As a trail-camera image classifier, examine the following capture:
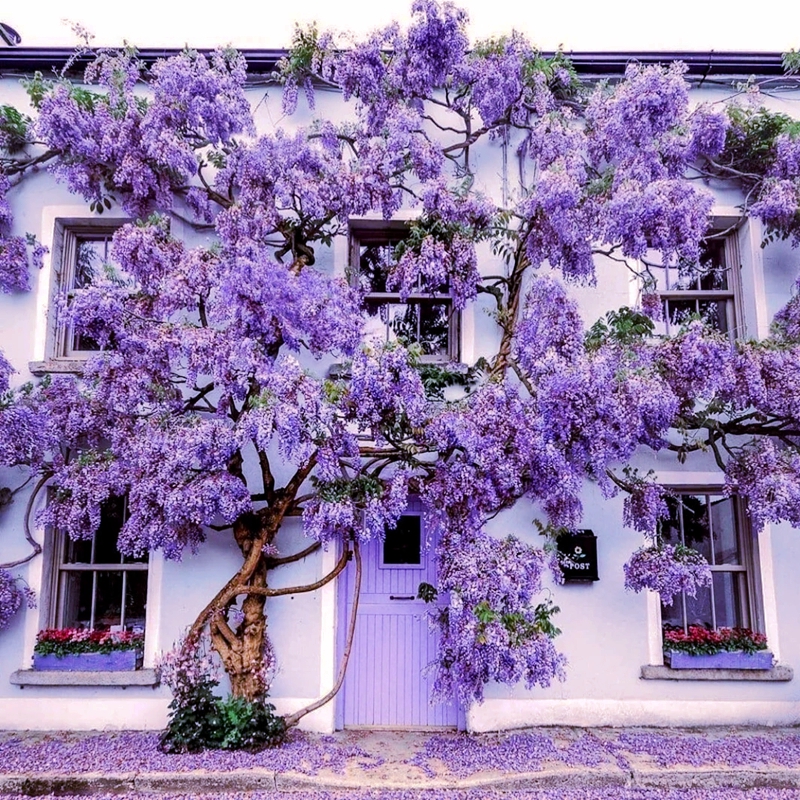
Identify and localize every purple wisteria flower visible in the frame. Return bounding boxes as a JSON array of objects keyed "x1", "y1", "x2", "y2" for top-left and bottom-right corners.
[
  {"x1": 623, "y1": 543, "x2": 711, "y2": 606},
  {"x1": 0, "y1": 569, "x2": 35, "y2": 631}
]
